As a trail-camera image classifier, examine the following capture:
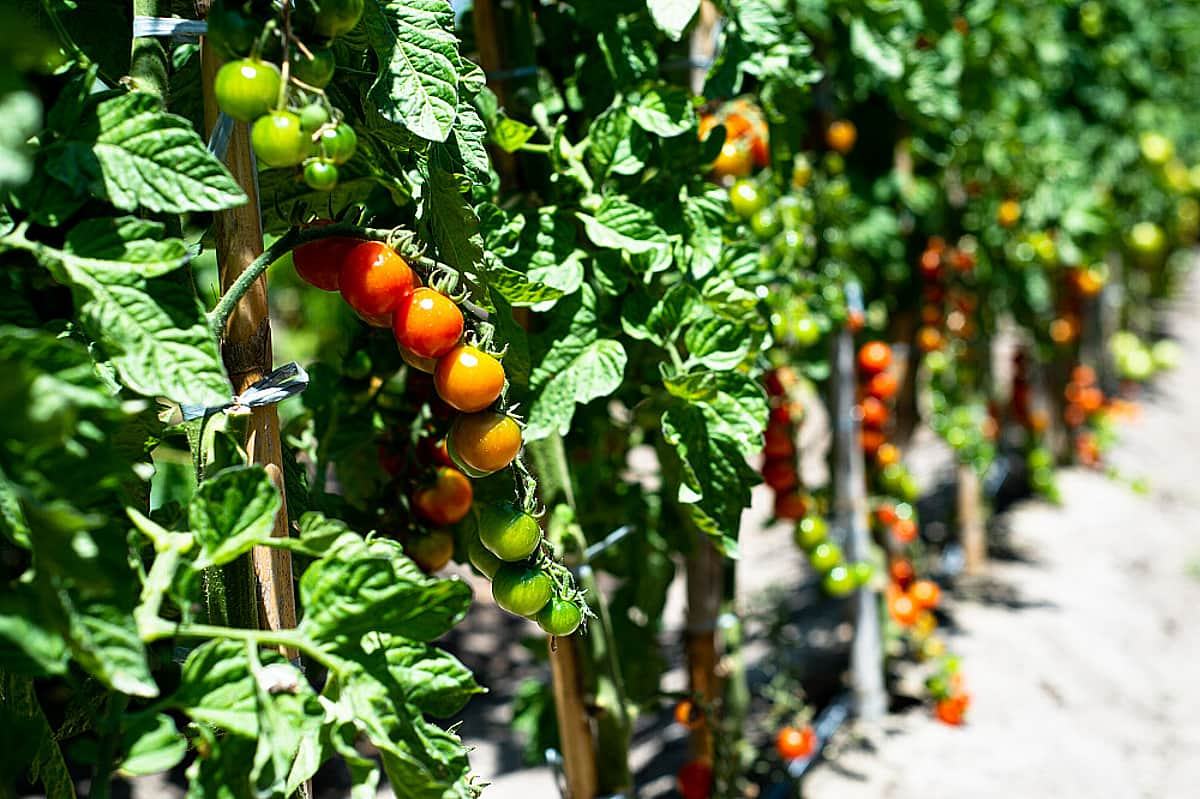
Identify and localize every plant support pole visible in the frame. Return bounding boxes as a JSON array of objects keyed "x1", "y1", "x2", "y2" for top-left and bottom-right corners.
[
  {"x1": 198, "y1": 11, "x2": 298, "y2": 658},
  {"x1": 831, "y1": 327, "x2": 886, "y2": 721}
]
